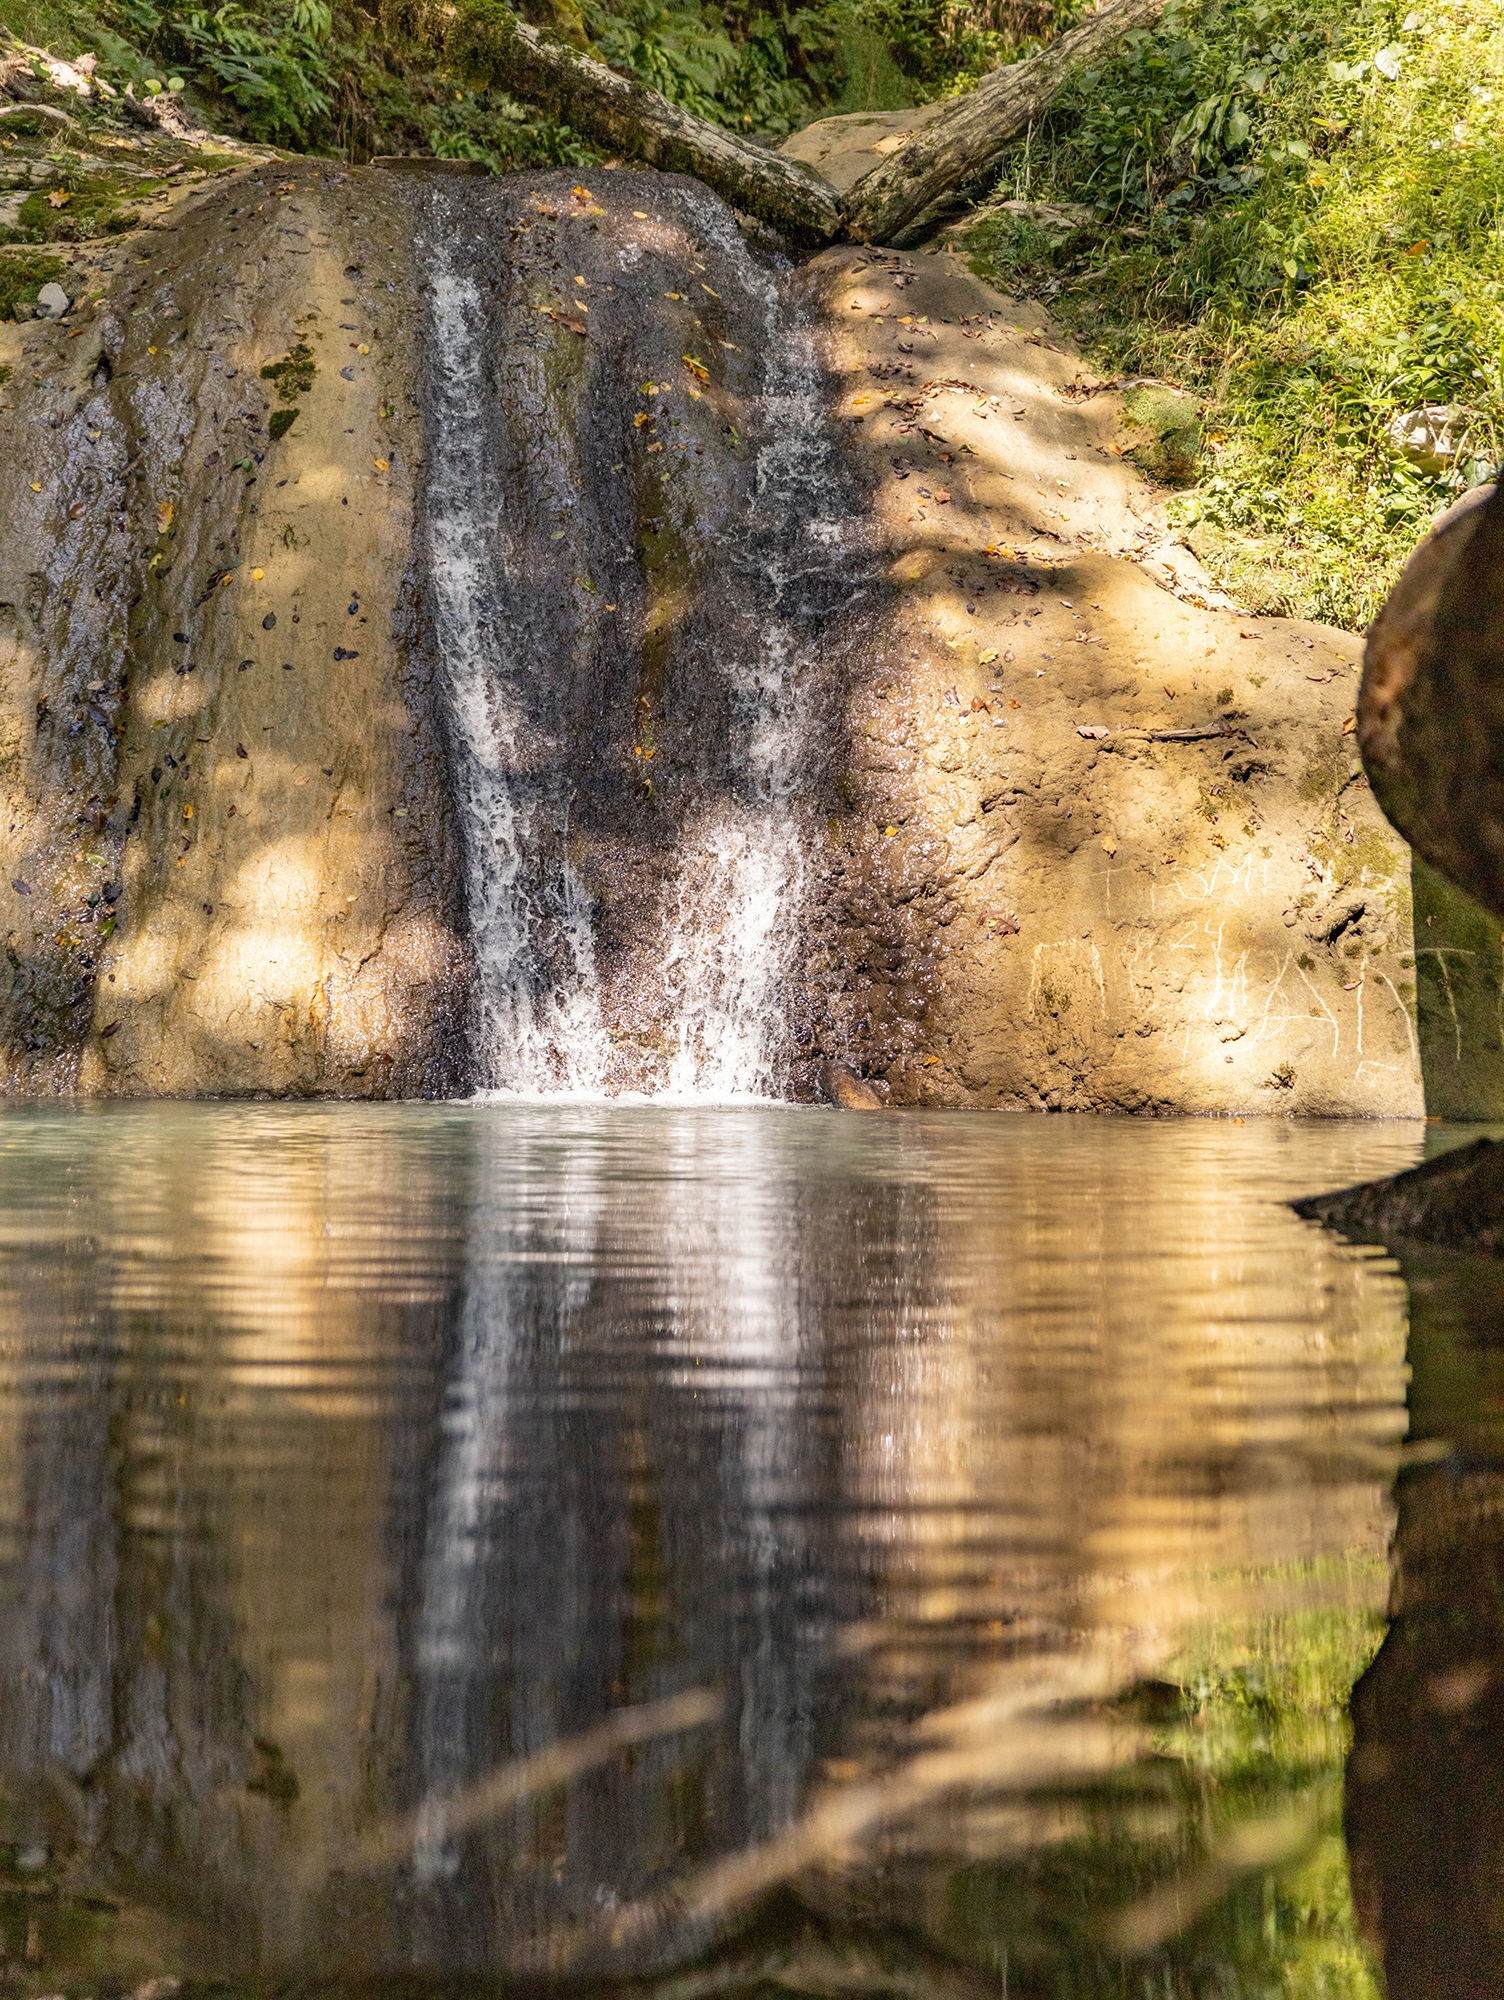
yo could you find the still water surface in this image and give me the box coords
[0,1108,1455,1995]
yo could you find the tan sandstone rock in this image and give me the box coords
[803,244,1457,1114]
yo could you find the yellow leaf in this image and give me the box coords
[1342,714,1357,735]
[664,292,684,300]
[979,648,998,664]
[182,804,194,819]
[147,345,157,355]
[28,482,40,493]
[373,456,388,472]
[701,283,719,297]
[157,500,174,534]
[922,1054,939,1066]
[1101,833,1118,856]
[682,353,710,383]
[357,342,370,354]
[633,210,649,218]
[634,411,651,428]
[251,566,264,579]
[883,824,898,836]
[46,190,69,209]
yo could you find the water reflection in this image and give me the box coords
[0,1107,1421,1994]
[1346,1239,1504,2000]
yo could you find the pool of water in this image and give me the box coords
[0,1106,1456,1995]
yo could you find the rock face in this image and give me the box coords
[0,151,1494,1107]
[0,161,470,1097]
[799,246,1434,1113]
[1359,480,1504,921]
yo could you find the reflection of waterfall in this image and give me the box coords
[416,176,872,1103]
[408,1111,825,1966]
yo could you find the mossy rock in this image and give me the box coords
[1122,383,1202,487]
[0,246,67,321]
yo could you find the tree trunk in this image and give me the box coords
[840,0,1167,245]
[455,0,1165,247]
[458,13,844,241]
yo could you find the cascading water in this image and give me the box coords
[416,173,874,1102]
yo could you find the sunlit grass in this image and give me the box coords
[965,0,1504,631]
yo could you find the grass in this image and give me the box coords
[961,0,1504,632]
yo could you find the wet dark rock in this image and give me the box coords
[823,1060,883,1109]
[1295,1137,1504,1253]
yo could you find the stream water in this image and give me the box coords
[0,1102,1480,1996]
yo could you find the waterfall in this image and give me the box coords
[417,175,871,1103]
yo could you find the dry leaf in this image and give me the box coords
[28,482,40,493]
[251,566,264,580]
[1342,714,1357,735]
[373,456,388,472]
[1101,833,1118,855]
[157,500,174,534]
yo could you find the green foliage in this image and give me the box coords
[964,0,1504,631]
[0,245,67,320]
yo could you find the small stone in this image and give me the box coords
[35,283,70,320]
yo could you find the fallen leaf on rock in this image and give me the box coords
[883,825,898,836]
[373,457,388,472]
[922,1055,939,1066]
[46,190,69,208]
[979,648,998,664]
[1101,833,1118,855]
[357,342,370,355]
[664,292,684,301]
[633,210,649,218]
[1342,714,1357,734]
[251,567,264,579]
[934,488,951,504]
[682,353,710,383]
[28,483,41,493]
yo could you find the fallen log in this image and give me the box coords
[444,3,843,240]
[444,0,1166,246]
[840,0,1168,245]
